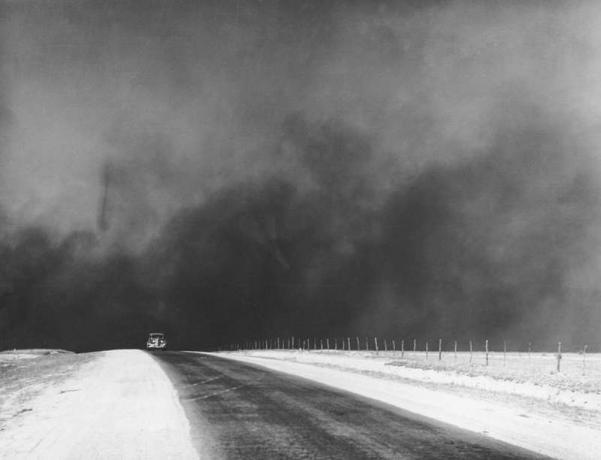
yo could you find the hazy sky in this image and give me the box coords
[2,0,601,349]
[2,1,599,241]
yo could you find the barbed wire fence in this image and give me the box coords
[217,336,599,377]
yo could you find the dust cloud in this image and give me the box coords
[1,1,601,351]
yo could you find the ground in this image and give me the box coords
[0,349,197,460]
[214,349,601,460]
[1,348,600,459]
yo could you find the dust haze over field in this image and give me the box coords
[1,0,601,351]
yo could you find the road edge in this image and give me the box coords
[206,351,599,460]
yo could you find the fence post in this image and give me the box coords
[375,337,379,353]
[384,338,388,352]
[426,341,429,360]
[438,338,442,361]
[469,340,473,364]
[401,339,405,358]
[356,336,360,351]
[413,339,417,353]
[557,341,562,372]
[485,339,489,366]
[366,337,369,351]
[326,338,330,350]
[392,339,396,352]
[347,337,351,351]
[454,341,457,360]
[320,339,323,350]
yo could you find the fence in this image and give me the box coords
[219,337,599,376]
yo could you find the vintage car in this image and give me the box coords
[146,332,167,351]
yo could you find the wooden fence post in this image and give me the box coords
[557,341,562,372]
[438,338,442,361]
[326,338,330,349]
[485,339,489,366]
[454,341,457,360]
[356,336,360,351]
[392,339,396,351]
[413,339,417,353]
[347,337,351,351]
[469,340,473,364]
[425,341,429,360]
[401,339,405,358]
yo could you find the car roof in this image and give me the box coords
[149,332,165,336]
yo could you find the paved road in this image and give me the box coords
[153,351,547,460]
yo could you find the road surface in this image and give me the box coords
[153,351,547,459]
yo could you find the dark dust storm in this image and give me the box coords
[1,0,601,351]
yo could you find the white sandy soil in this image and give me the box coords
[0,350,198,460]
[214,350,601,460]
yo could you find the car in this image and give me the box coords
[146,332,167,351]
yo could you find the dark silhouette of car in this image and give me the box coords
[146,332,167,351]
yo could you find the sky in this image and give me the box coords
[1,0,601,351]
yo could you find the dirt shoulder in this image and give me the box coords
[0,349,198,460]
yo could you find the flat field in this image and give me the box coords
[0,350,94,433]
